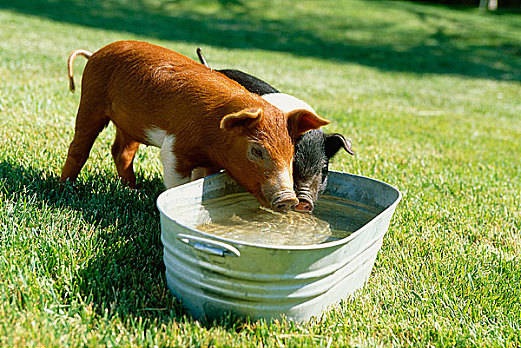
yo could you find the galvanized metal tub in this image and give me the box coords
[157,171,401,322]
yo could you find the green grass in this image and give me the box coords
[1,0,520,346]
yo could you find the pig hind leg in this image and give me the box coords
[111,127,140,188]
[60,107,110,183]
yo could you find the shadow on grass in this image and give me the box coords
[0,159,261,329]
[0,0,520,81]
[0,160,189,322]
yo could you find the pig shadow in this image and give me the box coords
[0,0,519,81]
[0,159,273,329]
[0,160,184,323]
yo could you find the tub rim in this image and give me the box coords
[157,170,401,251]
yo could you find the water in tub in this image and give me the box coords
[196,193,379,245]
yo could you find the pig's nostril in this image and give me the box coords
[276,203,288,211]
[271,192,298,212]
[295,190,315,213]
[294,197,314,213]
[274,200,297,212]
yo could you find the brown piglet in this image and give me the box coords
[61,40,329,212]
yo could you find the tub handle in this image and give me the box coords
[176,234,241,257]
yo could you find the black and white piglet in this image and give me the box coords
[197,48,354,212]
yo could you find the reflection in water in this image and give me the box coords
[196,193,378,246]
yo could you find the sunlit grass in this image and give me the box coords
[1,0,520,346]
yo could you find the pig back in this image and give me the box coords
[83,40,262,139]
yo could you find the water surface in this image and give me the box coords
[196,193,378,246]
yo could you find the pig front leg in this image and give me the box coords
[159,134,190,189]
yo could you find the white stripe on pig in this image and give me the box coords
[262,93,316,114]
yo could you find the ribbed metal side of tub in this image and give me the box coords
[158,171,401,322]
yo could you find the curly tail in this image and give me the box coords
[67,49,92,92]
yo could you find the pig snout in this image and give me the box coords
[294,185,316,212]
[270,189,299,212]
[259,165,298,212]
[295,195,314,213]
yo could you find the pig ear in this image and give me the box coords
[325,133,354,158]
[286,109,330,138]
[220,108,263,131]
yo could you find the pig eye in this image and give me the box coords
[248,143,267,161]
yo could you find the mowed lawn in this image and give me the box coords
[1,0,520,346]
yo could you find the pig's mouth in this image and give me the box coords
[294,194,315,213]
[270,190,298,212]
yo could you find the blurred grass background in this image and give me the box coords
[1,0,520,346]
